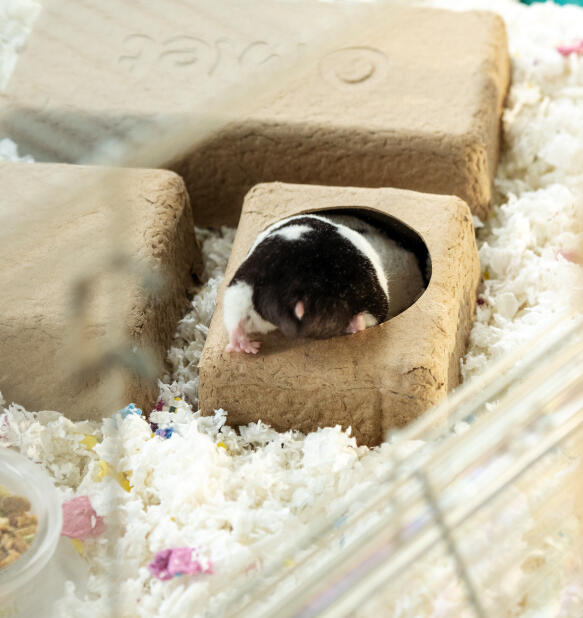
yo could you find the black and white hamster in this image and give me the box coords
[223,213,425,354]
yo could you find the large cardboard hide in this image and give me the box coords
[0,0,369,161]
[1,2,509,223]
[199,183,480,446]
[0,162,201,420]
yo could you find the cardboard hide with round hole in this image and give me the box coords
[199,182,480,445]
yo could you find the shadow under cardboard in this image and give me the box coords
[244,299,431,359]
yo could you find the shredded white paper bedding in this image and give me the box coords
[0,1,582,616]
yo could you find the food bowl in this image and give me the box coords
[0,446,62,618]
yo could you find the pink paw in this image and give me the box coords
[226,340,260,354]
[346,313,366,334]
[226,323,261,354]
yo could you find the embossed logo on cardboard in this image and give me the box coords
[118,35,388,91]
[320,47,389,90]
[118,34,295,80]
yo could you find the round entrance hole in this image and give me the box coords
[309,206,432,321]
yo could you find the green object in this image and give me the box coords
[520,0,583,6]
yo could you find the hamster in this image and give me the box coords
[327,214,426,318]
[223,213,425,354]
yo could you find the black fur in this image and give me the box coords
[229,216,389,339]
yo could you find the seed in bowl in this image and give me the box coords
[0,486,38,569]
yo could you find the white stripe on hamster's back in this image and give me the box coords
[272,224,313,242]
[324,218,389,296]
[246,214,323,256]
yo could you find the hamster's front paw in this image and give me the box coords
[226,322,261,354]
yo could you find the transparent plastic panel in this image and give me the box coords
[0,0,382,418]
[2,0,378,165]
[216,314,583,617]
[0,4,388,616]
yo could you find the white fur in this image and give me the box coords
[247,215,317,256]
[223,280,276,336]
[223,281,253,334]
[332,222,388,296]
[272,224,313,242]
[321,214,389,295]
[362,311,379,327]
[324,214,426,318]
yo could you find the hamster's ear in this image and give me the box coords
[294,301,305,320]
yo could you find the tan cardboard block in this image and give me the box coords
[0,162,201,420]
[180,7,509,224]
[0,0,367,160]
[199,183,480,446]
[2,3,509,223]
